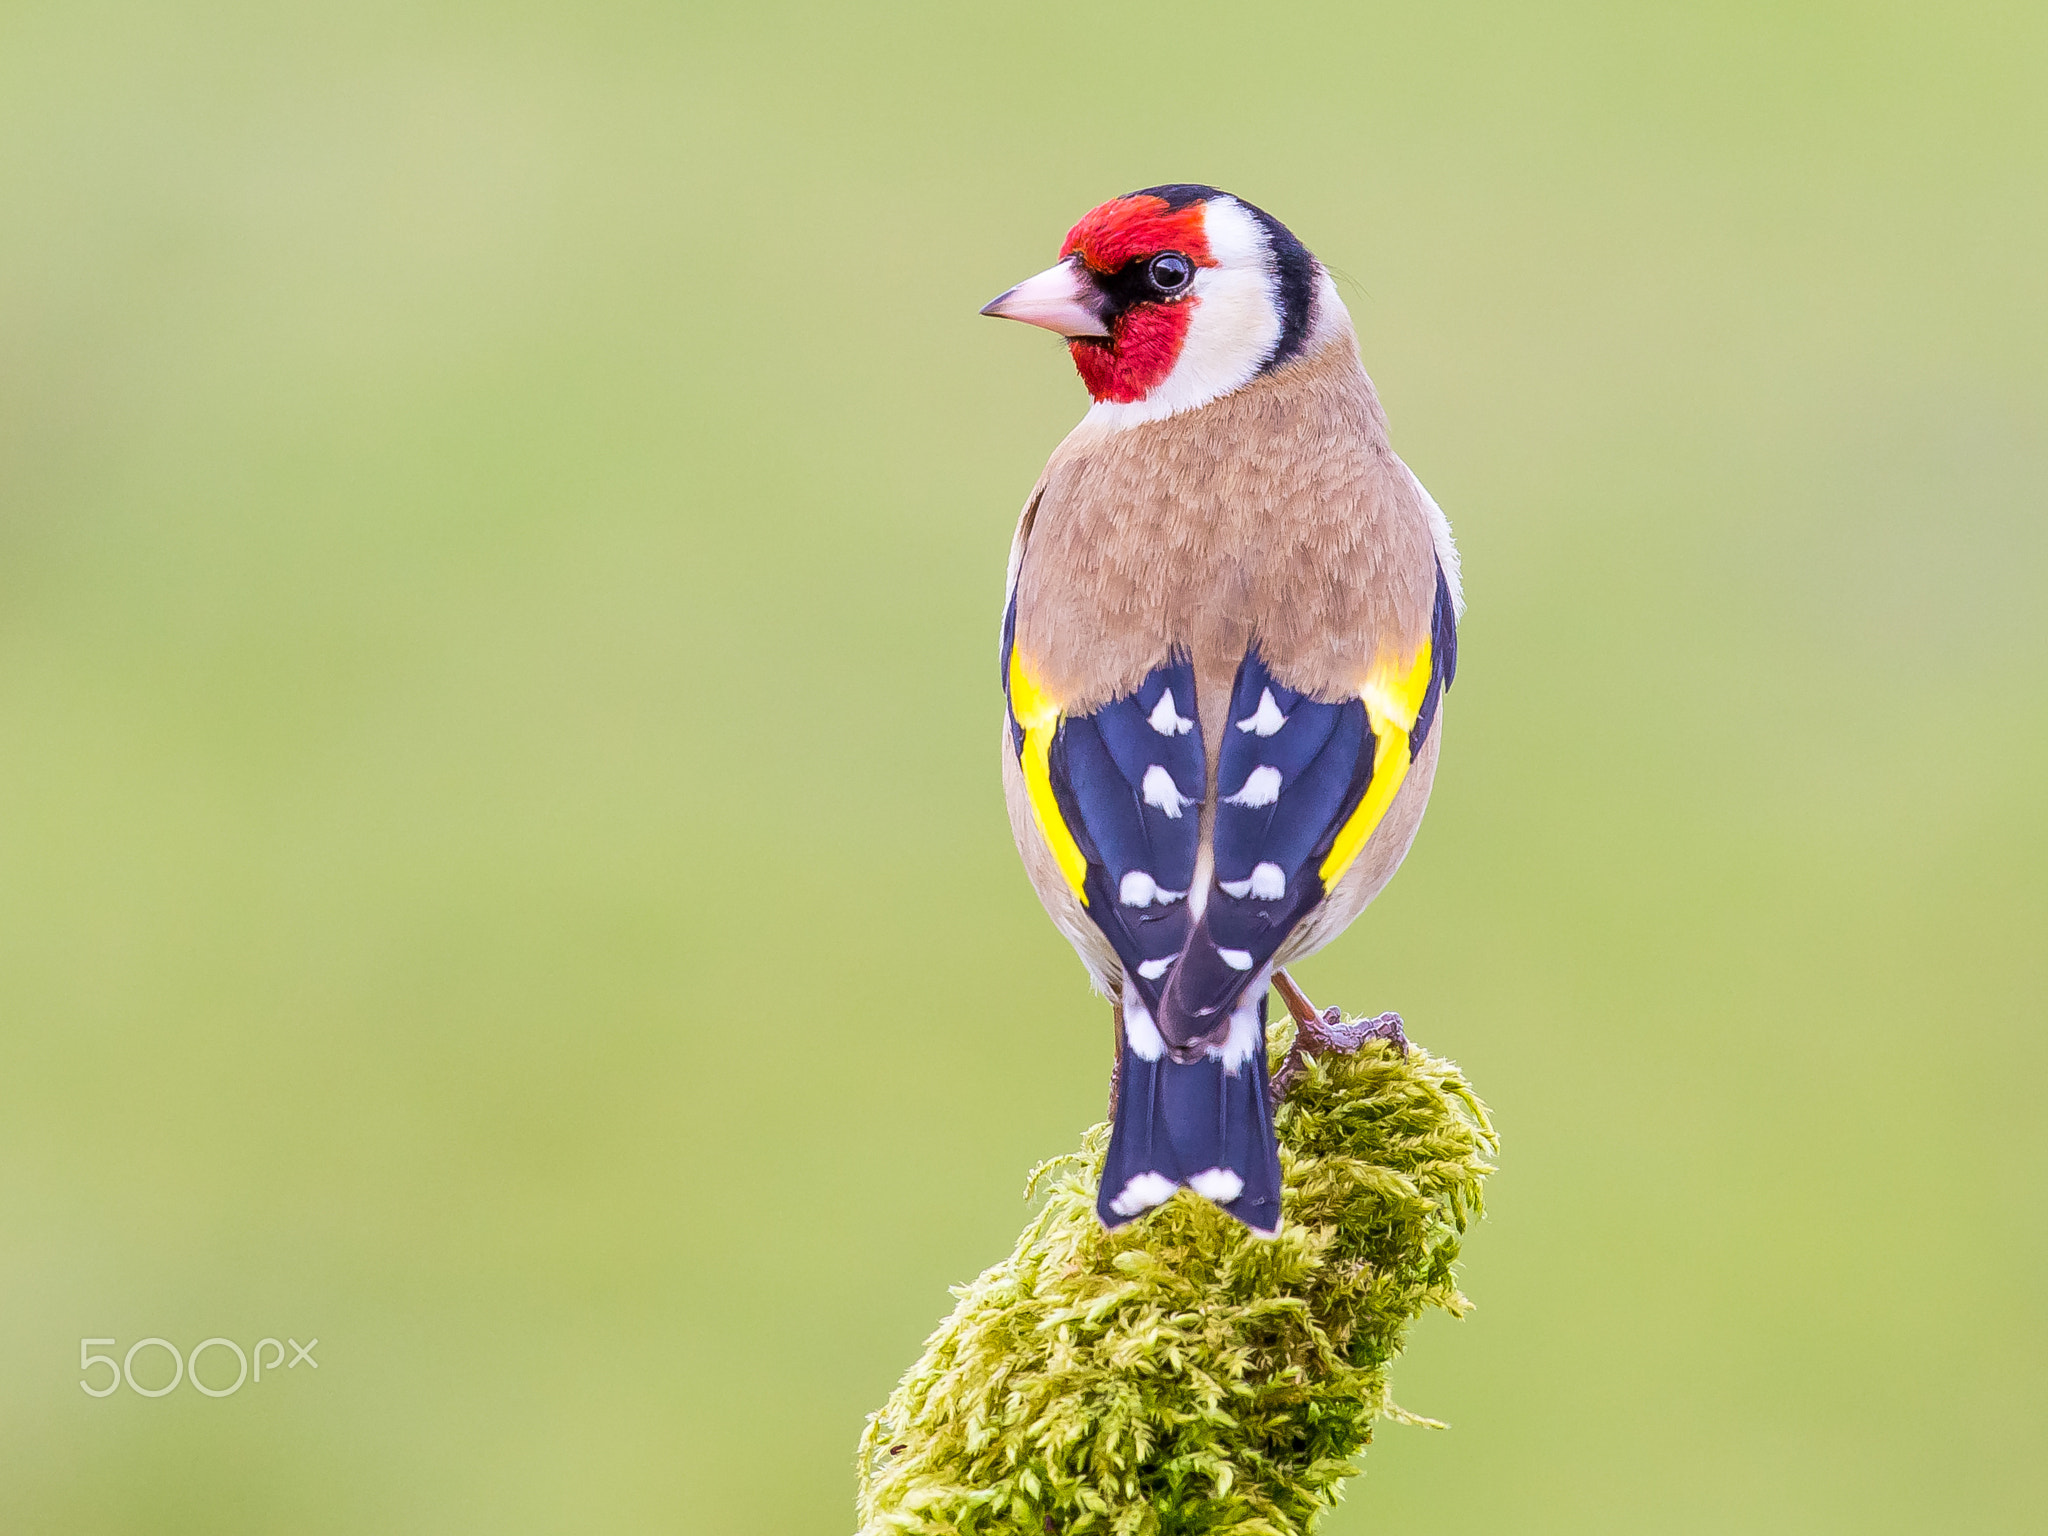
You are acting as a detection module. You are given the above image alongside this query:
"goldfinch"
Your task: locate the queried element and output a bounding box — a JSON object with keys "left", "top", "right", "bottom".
{"left": 983, "top": 185, "right": 1464, "bottom": 1234}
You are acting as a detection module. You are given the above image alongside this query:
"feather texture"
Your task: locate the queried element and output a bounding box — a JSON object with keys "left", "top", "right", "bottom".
{"left": 1003, "top": 575, "right": 1456, "bottom": 1048}
{"left": 993, "top": 254, "right": 1462, "bottom": 1234}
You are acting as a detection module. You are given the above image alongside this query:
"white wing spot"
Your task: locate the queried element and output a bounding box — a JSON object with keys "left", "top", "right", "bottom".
{"left": 1218, "top": 877, "right": 1253, "bottom": 899}
{"left": 1119, "top": 870, "right": 1158, "bottom": 907}
{"left": 1223, "top": 766, "right": 1281, "bottom": 807}
{"left": 1142, "top": 764, "right": 1193, "bottom": 818}
{"left": 1188, "top": 1167, "right": 1245, "bottom": 1204}
{"left": 1147, "top": 689, "right": 1193, "bottom": 736}
{"left": 1217, "top": 947, "right": 1254, "bottom": 971}
{"left": 1249, "top": 862, "right": 1286, "bottom": 901}
{"left": 1123, "top": 1004, "right": 1166, "bottom": 1062}
{"left": 1136, "top": 956, "right": 1174, "bottom": 981}
{"left": 1236, "top": 688, "right": 1288, "bottom": 737}
{"left": 1109, "top": 1171, "right": 1177, "bottom": 1217}
{"left": 1208, "top": 989, "right": 1267, "bottom": 1071}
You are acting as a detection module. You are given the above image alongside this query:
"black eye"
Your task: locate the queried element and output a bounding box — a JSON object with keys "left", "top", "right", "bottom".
{"left": 1146, "top": 252, "right": 1194, "bottom": 295}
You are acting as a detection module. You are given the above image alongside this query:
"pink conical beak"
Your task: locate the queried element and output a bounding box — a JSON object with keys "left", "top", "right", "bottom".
{"left": 980, "top": 258, "right": 1111, "bottom": 338}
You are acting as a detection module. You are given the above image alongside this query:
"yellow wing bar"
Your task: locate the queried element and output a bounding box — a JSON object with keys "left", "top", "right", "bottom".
{"left": 1317, "top": 639, "right": 1434, "bottom": 888}
{"left": 1007, "top": 650, "right": 1090, "bottom": 904}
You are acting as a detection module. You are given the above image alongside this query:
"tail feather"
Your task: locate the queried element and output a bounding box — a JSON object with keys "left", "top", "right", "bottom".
{"left": 1097, "top": 997, "right": 1282, "bottom": 1234}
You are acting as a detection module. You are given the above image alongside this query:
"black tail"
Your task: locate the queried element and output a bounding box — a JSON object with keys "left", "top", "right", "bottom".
{"left": 1097, "top": 1003, "right": 1283, "bottom": 1235}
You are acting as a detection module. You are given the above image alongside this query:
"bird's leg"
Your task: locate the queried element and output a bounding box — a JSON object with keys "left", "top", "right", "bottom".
{"left": 1271, "top": 969, "right": 1330, "bottom": 1035}
{"left": 1269, "top": 969, "right": 1408, "bottom": 1106}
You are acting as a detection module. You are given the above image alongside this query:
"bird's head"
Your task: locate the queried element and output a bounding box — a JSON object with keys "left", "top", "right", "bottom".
{"left": 981, "top": 184, "right": 1328, "bottom": 422}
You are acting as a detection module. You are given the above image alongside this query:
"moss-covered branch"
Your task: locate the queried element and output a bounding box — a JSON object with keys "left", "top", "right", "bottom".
{"left": 857, "top": 1019, "right": 1496, "bottom": 1535}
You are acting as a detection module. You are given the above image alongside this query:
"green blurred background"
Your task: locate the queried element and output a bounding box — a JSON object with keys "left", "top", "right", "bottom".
{"left": 2, "top": 2, "right": 2043, "bottom": 1531}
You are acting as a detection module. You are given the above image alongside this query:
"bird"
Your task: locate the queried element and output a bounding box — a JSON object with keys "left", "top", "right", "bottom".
{"left": 981, "top": 185, "right": 1464, "bottom": 1235}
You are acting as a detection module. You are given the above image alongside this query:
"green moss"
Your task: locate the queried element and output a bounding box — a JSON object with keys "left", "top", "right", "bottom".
{"left": 856, "top": 1020, "right": 1497, "bottom": 1536}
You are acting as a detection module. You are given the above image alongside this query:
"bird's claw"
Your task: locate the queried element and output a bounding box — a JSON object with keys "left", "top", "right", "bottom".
{"left": 1302, "top": 1008, "right": 1408, "bottom": 1058}
{"left": 1269, "top": 971, "right": 1408, "bottom": 1105}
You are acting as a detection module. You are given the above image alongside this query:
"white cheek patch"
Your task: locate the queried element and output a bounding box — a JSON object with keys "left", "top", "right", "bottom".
{"left": 1082, "top": 196, "right": 1287, "bottom": 428}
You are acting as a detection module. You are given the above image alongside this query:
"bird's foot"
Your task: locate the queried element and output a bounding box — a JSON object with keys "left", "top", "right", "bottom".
{"left": 1302, "top": 1009, "right": 1408, "bottom": 1057}
{"left": 1270, "top": 970, "right": 1408, "bottom": 1105}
